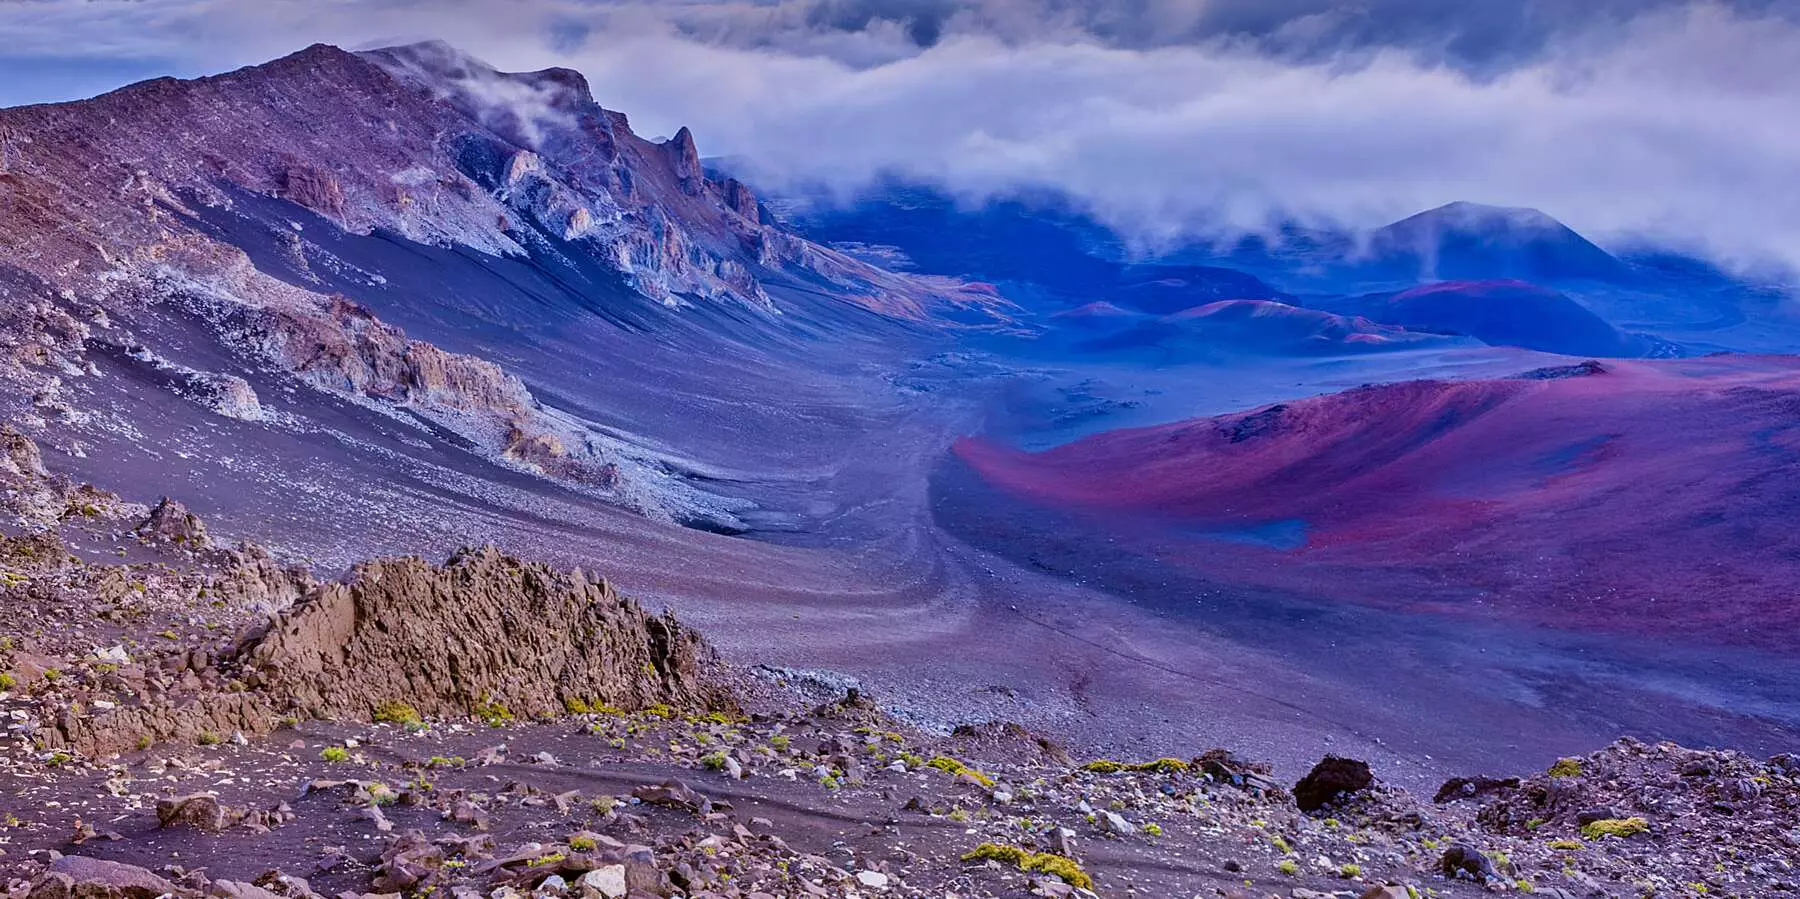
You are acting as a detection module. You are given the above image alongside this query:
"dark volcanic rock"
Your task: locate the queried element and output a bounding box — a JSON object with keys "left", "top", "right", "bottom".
{"left": 1439, "top": 842, "right": 1499, "bottom": 882}
{"left": 1434, "top": 775, "right": 1521, "bottom": 804}
{"left": 1293, "top": 755, "right": 1374, "bottom": 812}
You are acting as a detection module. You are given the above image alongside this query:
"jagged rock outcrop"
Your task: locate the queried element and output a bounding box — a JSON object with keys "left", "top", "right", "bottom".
{"left": 1, "top": 424, "right": 46, "bottom": 479}
{"left": 242, "top": 546, "right": 721, "bottom": 721}
{"left": 239, "top": 296, "right": 534, "bottom": 416}
{"left": 135, "top": 497, "right": 212, "bottom": 549}
{"left": 40, "top": 547, "right": 728, "bottom": 755}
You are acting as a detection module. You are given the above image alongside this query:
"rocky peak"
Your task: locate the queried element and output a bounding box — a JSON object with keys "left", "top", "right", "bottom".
{"left": 665, "top": 126, "right": 704, "bottom": 193}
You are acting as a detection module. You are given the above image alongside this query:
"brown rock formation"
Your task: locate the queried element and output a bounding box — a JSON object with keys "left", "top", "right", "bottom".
{"left": 42, "top": 547, "right": 728, "bottom": 755}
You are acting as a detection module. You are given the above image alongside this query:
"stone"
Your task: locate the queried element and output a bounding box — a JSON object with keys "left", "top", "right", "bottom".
{"left": 212, "top": 881, "right": 287, "bottom": 899}
{"left": 855, "top": 871, "right": 889, "bottom": 889}
{"left": 576, "top": 867, "right": 626, "bottom": 899}
{"left": 1440, "top": 843, "right": 1499, "bottom": 882}
{"left": 135, "top": 497, "right": 211, "bottom": 548}
{"left": 1294, "top": 756, "right": 1374, "bottom": 812}
{"left": 1100, "top": 811, "right": 1135, "bottom": 835}
{"left": 45, "top": 856, "right": 178, "bottom": 899}
{"left": 158, "top": 793, "right": 228, "bottom": 831}
{"left": 631, "top": 780, "right": 711, "bottom": 814}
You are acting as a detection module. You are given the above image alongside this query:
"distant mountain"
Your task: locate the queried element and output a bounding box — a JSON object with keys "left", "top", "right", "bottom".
{"left": 1359, "top": 201, "right": 1635, "bottom": 285}
{"left": 763, "top": 177, "right": 1287, "bottom": 315}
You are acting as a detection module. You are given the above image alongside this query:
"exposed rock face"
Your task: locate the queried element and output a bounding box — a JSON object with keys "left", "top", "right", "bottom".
{"left": 1, "top": 424, "right": 46, "bottom": 478}
{"left": 41, "top": 547, "right": 728, "bottom": 755}
{"left": 240, "top": 297, "right": 533, "bottom": 416}
{"left": 243, "top": 546, "right": 721, "bottom": 721}
{"left": 279, "top": 165, "right": 347, "bottom": 222}
{"left": 184, "top": 372, "right": 268, "bottom": 420}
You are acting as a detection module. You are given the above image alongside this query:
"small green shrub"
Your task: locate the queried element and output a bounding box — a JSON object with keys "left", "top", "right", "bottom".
{"left": 373, "top": 701, "right": 422, "bottom": 727}
{"left": 1581, "top": 817, "right": 1648, "bottom": 840}
{"left": 320, "top": 746, "right": 350, "bottom": 763}
{"left": 569, "top": 835, "right": 597, "bottom": 852}
{"left": 1081, "top": 757, "right": 1190, "bottom": 775}
{"left": 960, "top": 843, "right": 1093, "bottom": 891}
{"left": 195, "top": 731, "right": 222, "bottom": 746}
{"left": 926, "top": 755, "right": 996, "bottom": 788}
{"left": 1548, "top": 757, "right": 1584, "bottom": 778}
{"left": 1277, "top": 859, "right": 1299, "bottom": 876}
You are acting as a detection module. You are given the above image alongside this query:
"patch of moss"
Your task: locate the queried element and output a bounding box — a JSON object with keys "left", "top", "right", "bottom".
{"left": 195, "top": 731, "right": 222, "bottom": 746}
{"left": 960, "top": 843, "right": 1093, "bottom": 891}
{"left": 1081, "top": 757, "right": 1190, "bottom": 775}
{"left": 1548, "top": 757, "right": 1584, "bottom": 778}
{"left": 0, "top": 673, "right": 15, "bottom": 691}
{"left": 1548, "top": 839, "right": 1583, "bottom": 851}
{"left": 1277, "top": 859, "right": 1299, "bottom": 876}
{"left": 320, "top": 746, "right": 350, "bottom": 763}
{"left": 568, "top": 835, "right": 596, "bottom": 853}
{"left": 373, "top": 701, "right": 422, "bottom": 727}
{"left": 1581, "top": 817, "right": 1648, "bottom": 840}
{"left": 700, "top": 752, "right": 729, "bottom": 771}
{"left": 927, "top": 755, "right": 996, "bottom": 788}
{"left": 1340, "top": 864, "right": 1362, "bottom": 878}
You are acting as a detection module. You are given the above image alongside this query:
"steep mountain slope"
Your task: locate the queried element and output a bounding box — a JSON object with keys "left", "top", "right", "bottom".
{"left": 0, "top": 42, "right": 994, "bottom": 532}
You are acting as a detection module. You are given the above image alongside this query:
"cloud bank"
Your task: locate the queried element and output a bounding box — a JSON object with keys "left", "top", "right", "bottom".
{"left": 2, "top": 0, "right": 1797, "bottom": 271}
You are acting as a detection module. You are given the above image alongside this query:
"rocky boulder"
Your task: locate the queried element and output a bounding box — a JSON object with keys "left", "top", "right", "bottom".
{"left": 32, "top": 856, "right": 177, "bottom": 899}
{"left": 1294, "top": 755, "right": 1374, "bottom": 812}
{"left": 135, "top": 497, "right": 212, "bottom": 549}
